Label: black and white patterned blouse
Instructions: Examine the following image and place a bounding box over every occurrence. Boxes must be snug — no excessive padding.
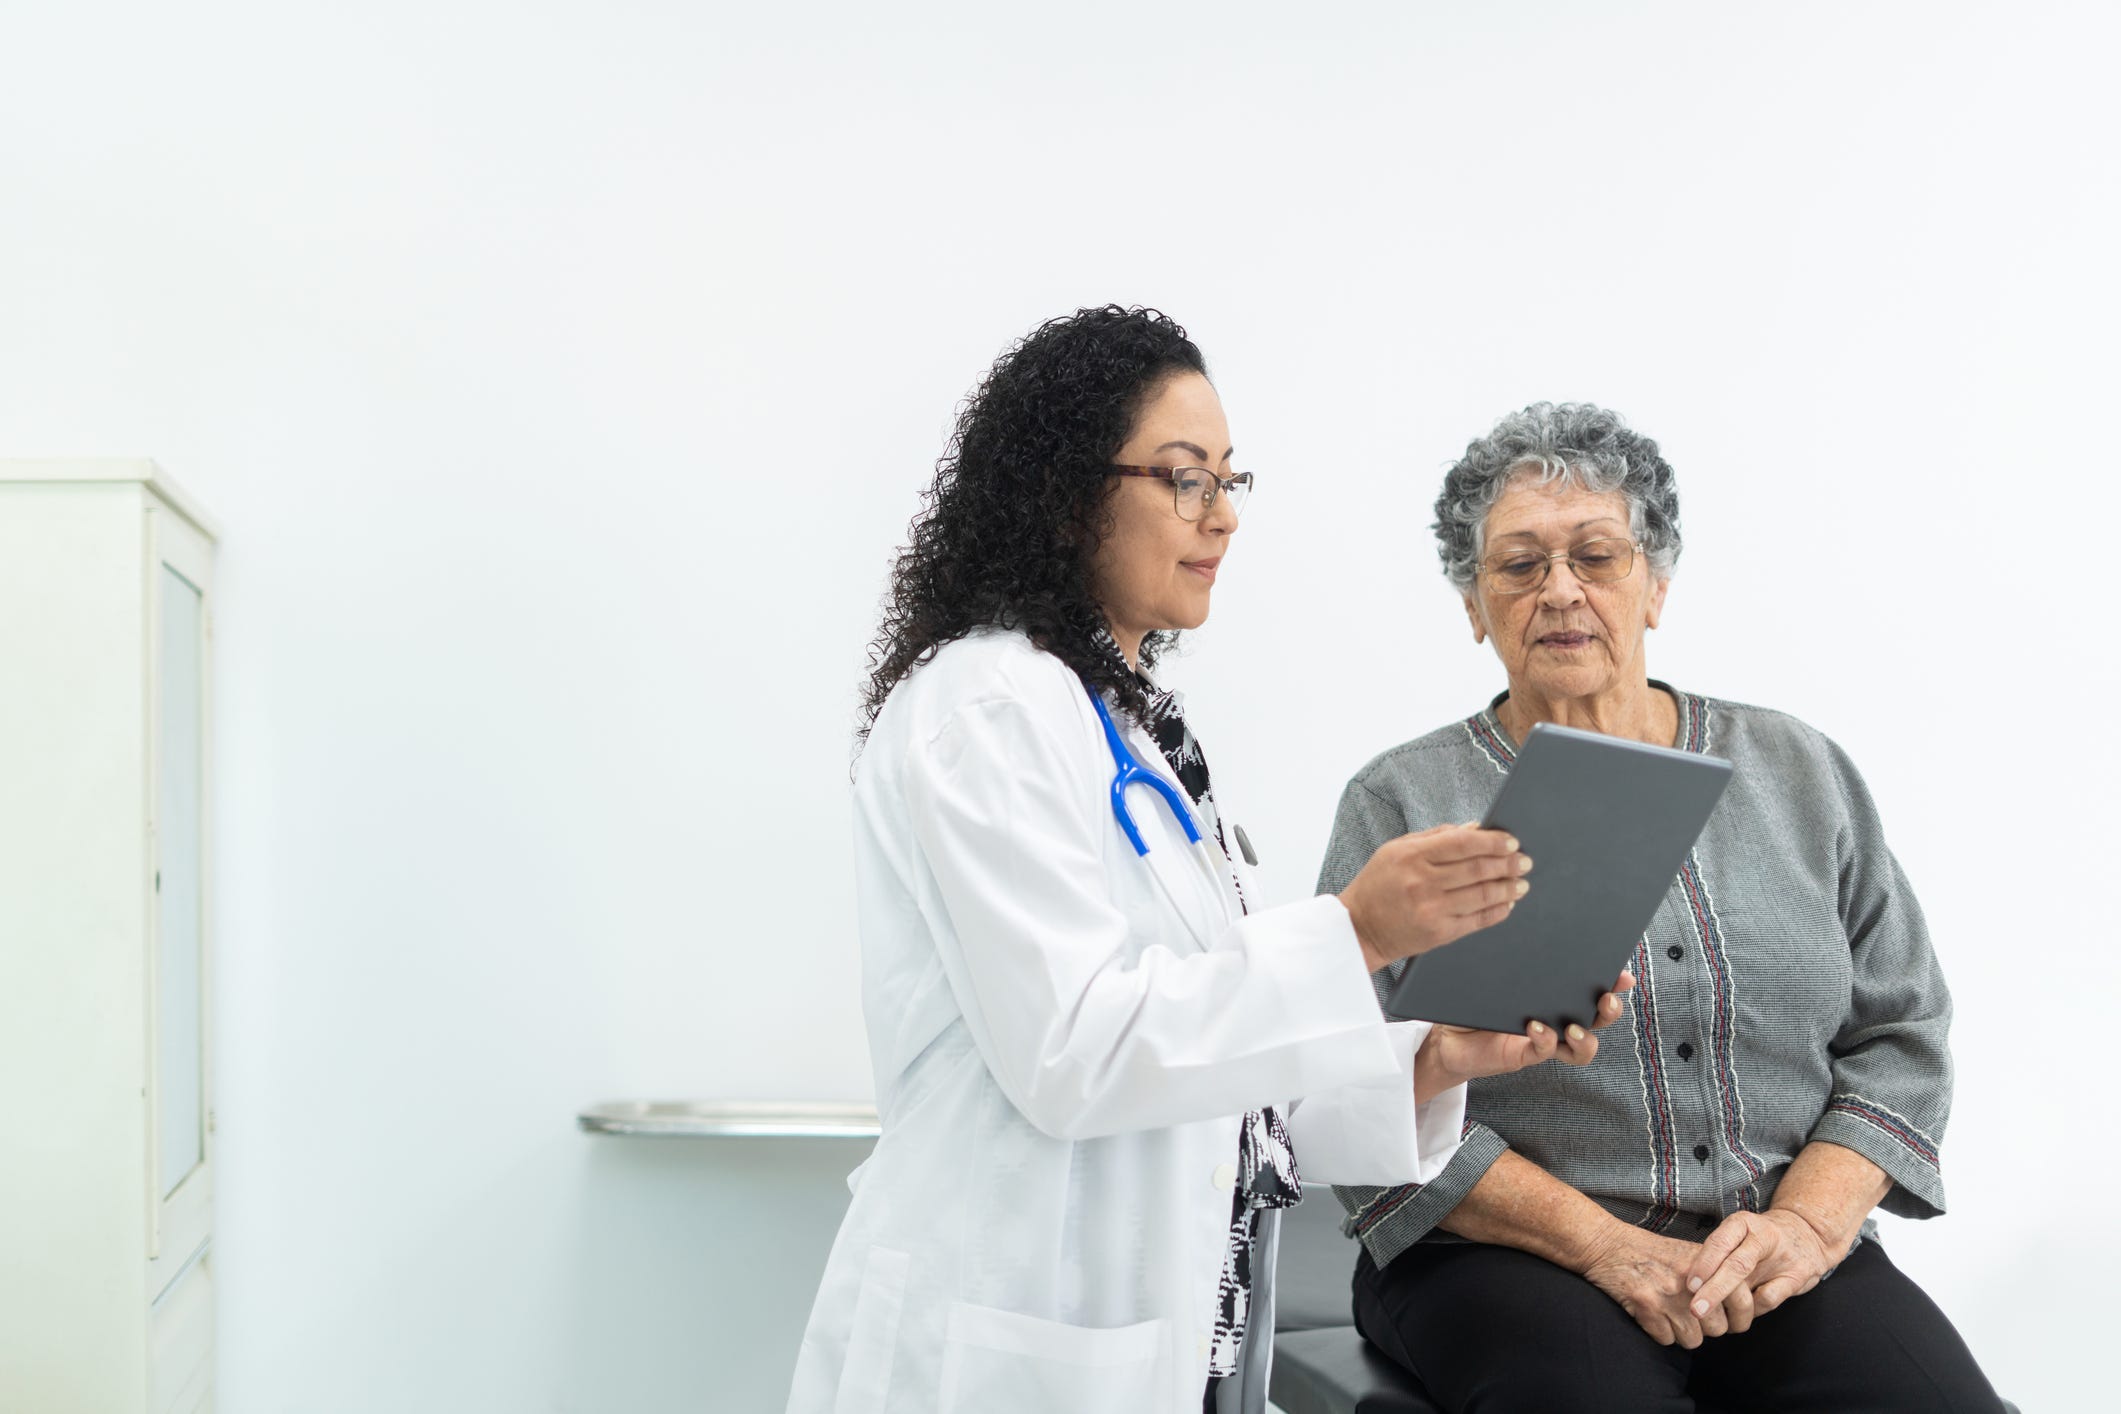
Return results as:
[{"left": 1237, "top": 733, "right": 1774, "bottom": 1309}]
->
[{"left": 1093, "top": 634, "right": 1300, "bottom": 1380}]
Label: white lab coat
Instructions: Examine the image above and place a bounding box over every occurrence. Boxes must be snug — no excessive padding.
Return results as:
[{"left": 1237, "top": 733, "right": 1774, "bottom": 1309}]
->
[{"left": 786, "top": 629, "right": 1464, "bottom": 1414}]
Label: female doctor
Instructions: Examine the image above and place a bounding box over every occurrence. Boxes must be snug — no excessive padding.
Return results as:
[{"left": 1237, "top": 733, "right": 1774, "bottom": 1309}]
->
[{"left": 787, "top": 306, "right": 1632, "bottom": 1414}]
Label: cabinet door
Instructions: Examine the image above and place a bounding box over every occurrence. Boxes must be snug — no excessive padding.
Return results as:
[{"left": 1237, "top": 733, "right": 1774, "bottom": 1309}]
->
[{"left": 146, "top": 505, "right": 214, "bottom": 1296}]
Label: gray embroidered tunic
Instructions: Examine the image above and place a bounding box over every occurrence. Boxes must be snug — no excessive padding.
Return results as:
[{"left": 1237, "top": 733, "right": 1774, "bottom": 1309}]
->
[{"left": 1319, "top": 687, "right": 1954, "bottom": 1268}]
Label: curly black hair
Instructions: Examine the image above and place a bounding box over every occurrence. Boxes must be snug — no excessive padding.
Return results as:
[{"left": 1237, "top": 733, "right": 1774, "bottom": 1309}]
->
[{"left": 858, "top": 305, "right": 1208, "bottom": 744}]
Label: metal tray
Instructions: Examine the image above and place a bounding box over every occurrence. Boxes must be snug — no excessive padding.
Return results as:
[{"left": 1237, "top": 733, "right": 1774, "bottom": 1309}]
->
[{"left": 576, "top": 1100, "right": 880, "bottom": 1139}]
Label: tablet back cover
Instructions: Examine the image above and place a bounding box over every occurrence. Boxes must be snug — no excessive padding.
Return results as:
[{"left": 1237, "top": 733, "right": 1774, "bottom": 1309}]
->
[{"left": 1385, "top": 722, "right": 1732, "bottom": 1032}]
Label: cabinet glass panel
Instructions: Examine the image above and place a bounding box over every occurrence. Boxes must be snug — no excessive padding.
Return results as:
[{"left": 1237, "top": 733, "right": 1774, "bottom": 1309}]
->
[{"left": 157, "top": 566, "right": 205, "bottom": 1199}]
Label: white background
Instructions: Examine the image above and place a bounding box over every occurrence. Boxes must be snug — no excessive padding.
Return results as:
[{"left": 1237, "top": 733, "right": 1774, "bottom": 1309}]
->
[{"left": 3, "top": 2, "right": 2115, "bottom": 1409}]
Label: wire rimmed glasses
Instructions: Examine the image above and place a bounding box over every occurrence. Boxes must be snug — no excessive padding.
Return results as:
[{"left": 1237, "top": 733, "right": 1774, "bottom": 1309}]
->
[
  {"left": 1108, "top": 465, "right": 1253, "bottom": 522},
  {"left": 1479, "top": 538, "right": 1640, "bottom": 596}
]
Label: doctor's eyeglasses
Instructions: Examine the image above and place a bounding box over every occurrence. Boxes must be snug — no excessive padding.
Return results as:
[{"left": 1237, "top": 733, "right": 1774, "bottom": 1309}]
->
[
  {"left": 1478, "top": 538, "right": 1641, "bottom": 596},
  {"left": 1107, "top": 465, "right": 1254, "bottom": 522}
]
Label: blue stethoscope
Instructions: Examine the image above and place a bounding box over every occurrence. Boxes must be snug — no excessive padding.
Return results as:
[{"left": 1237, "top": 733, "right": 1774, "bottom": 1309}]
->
[
  {"left": 1086, "top": 683, "right": 1259, "bottom": 946},
  {"left": 1086, "top": 685, "right": 1203, "bottom": 857}
]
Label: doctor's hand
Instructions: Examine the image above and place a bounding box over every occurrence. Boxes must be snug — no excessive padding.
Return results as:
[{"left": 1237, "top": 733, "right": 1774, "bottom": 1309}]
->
[
  {"left": 1339, "top": 824, "right": 1533, "bottom": 972},
  {"left": 1413, "top": 972, "right": 1635, "bottom": 1101}
]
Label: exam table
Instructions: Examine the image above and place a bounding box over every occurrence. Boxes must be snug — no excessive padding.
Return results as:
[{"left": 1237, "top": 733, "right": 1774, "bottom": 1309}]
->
[
  {"left": 1269, "top": 1194, "right": 1439, "bottom": 1414},
  {"left": 577, "top": 1104, "right": 2013, "bottom": 1414}
]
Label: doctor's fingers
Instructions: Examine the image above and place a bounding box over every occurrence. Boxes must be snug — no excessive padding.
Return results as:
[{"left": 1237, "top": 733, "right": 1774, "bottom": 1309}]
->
[
  {"left": 1438, "top": 874, "right": 1529, "bottom": 918},
  {"left": 1513, "top": 1023, "right": 1559, "bottom": 1066},
  {"left": 1554, "top": 1024, "right": 1600, "bottom": 1066},
  {"left": 1432, "top": 896, "right": 1516, "bottom": 945},
  {"left": 1586, "top": 983, "right": 1633, "bottom": 1031},
  {"left": 1421, "top": 851, "right": 1532, "bottom": 891},
  {"left": 1414, "top": 824, "right": 1522, "bottom": 861}
]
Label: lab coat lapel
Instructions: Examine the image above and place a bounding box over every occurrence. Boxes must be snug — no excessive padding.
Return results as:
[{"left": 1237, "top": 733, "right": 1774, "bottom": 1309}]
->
[{"left": 1116, "top": 717, "right": 1242, "bottom": 944}]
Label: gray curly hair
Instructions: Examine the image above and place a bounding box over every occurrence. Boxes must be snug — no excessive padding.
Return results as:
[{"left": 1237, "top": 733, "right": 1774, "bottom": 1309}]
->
[{"left": 1433, "top": 402, "right": 1682, "bottom": 593}]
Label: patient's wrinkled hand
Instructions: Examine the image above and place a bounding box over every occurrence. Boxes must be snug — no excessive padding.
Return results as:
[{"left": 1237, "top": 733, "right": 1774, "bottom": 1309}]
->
[
  {"left": 1684, "top": 1209, "right": 1836, "bottom": 1332},
  {"left": 1581, "top": 1224, "right": 1720, "bottom": 1347}
]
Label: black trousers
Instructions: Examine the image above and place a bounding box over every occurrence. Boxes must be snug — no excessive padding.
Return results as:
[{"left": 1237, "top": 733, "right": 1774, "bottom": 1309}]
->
[{"left": 1352, "top": 1239, "right": 2005, "bottom": 1414}]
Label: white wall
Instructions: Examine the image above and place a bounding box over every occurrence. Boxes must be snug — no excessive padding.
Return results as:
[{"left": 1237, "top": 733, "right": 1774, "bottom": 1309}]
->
[{"left": 2, "top": 2, "right": 2113, "bottom": 1409}]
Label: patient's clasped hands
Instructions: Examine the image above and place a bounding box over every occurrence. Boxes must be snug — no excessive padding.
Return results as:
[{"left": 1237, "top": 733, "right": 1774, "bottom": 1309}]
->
[
  {"left": 1579, "top": 1206, "right": 1843, "bottom": 1348},
  {"left": 1685, "top": 1208, "right": 1843, "bottom": 1331}
]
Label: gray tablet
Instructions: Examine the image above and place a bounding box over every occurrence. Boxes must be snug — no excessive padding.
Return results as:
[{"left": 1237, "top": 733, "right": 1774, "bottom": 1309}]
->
[{"left": 1384, "top": 721, "right": 1733, "bottom": 1033}]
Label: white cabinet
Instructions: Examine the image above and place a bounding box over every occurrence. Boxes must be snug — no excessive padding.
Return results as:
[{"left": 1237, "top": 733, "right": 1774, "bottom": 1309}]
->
[{"left": 1, "top": 461, "right": 219, "bottom": 1414}]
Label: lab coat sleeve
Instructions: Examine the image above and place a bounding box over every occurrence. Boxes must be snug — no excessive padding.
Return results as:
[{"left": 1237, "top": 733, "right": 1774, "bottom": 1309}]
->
[
  {"left": 1282, "top": 1021, "right": 1466, "bottom": 1185},
  {"left": 903, "top": 694, "right": 1404, "bottom": 1143}
]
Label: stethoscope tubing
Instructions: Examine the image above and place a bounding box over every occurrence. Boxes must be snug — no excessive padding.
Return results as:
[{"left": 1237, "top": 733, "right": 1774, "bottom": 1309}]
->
[
  {"left": 1087, "top": 685, "right": 1203, "bottom": 855},
  {"left": 1085, "top": 684, "right": 1236, "bottom": 951}
]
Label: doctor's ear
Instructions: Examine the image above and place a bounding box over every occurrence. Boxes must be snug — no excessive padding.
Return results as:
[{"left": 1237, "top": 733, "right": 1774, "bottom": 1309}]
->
[{"left": 1462, "top": 593, "right": 1487, "bottom": 645}]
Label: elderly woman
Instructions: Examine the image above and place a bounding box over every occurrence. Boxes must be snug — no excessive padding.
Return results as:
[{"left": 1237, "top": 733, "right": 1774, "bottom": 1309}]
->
[{"left": 1319, "top": 403, "right": 2005, "bottom": 1412}]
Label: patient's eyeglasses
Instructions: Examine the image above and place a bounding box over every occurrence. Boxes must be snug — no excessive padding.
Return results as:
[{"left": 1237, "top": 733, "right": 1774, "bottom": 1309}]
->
[
  {"left": 1479, "top": 538, "right": 1640, "bottom": 596},
  {"left": 1107, "top": 466, "right": 1254, "bottom": 522}
]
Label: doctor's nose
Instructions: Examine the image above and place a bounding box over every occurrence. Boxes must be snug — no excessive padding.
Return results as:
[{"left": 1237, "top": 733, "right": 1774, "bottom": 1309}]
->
[{"left": 1199, "top": 483, "right": 1240, "bottom": 535}]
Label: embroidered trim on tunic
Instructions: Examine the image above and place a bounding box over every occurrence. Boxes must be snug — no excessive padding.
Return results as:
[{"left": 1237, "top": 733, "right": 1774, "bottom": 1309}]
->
[
  {"left": 1825, "top": 1093, "right": 1941, "bottom": 1167},
  {"left": 1679, "top": 855, "right": 1769, "bottom": 1207}
]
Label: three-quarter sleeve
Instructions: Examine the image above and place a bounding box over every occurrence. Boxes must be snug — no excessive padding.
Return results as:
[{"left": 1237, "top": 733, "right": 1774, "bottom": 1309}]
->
[{"left": 1804, "top": 738, "right": 1954, "bottom": 1219}]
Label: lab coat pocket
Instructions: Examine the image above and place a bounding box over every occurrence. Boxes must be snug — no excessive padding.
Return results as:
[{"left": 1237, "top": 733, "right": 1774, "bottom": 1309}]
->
[
  {"left": 938, "top": 1301, "right": 1168, "bottom": 1414},
  {"left": 833, "top": 1245, "right": 912, "bottom": 1414}
]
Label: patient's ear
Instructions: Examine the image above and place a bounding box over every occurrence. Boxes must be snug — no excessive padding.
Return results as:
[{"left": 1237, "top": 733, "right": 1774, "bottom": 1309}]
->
[
  {"left": 1646, "top": 576, "right": 1669, "bottom": 630},
  {"left": 1463, "top": 592, "right": 1486, "bottom": 644}
]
